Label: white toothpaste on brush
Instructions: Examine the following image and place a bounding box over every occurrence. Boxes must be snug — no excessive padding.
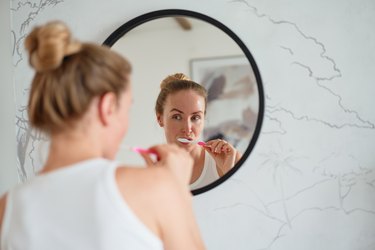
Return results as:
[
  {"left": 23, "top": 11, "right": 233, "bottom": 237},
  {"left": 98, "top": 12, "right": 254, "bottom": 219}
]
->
[{"left": 177, "top": 138, "right": 206, "bottom": 146}]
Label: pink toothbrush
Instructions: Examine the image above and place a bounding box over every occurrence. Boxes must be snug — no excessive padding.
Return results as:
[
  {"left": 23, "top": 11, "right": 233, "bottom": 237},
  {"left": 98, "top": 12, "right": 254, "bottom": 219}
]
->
[{"left": 122, "top": 146, "right": 158, "bottom": 156}]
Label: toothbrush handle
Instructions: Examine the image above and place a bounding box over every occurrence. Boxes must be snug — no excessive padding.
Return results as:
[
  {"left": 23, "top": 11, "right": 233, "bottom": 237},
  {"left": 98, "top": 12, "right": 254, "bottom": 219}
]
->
[{"left": 132, "top": 147, "right": 158, "bottom": 156}]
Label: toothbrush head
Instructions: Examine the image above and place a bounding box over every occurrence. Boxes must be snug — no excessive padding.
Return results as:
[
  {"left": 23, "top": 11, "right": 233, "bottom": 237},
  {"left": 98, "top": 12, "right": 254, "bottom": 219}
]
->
[
  {"left": 177, "top": 138, "right": 206, "bottom": 146},
  {"left": 177, "top": 138, "right": 192, "bottom": 143}
]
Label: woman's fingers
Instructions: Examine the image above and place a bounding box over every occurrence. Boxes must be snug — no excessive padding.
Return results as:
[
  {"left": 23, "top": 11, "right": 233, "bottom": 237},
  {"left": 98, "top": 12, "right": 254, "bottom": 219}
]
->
[
  {"left": 139, "top": 151, "right": 155, "bottom": 166},
  {"left": 148, "top": 144, "right": 180, "bottom": 161},
  {"left": 147, "top": 144, "right": 193, "bottom": 187},
  {"left": 221, "top": 142, "right": 231, "bottom": 153},
  {"left": 205, "top": 139, "right": 232, "bottom": 154}
]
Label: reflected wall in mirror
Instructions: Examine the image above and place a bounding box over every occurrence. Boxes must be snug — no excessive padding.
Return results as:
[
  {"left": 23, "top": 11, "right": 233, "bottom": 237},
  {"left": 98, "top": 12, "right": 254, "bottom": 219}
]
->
[{"left": 104, "top": 10, "right": 264, "bottom": 194}]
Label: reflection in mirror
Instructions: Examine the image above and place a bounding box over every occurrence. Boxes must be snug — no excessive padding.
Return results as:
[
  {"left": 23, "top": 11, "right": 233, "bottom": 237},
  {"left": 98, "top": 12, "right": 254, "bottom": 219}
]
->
[
  {"left": 108, "top": 14, "right": 262, "bottom": 193},
  {"left": 155, "top": 72, "right": 244, "bottom": 190}
]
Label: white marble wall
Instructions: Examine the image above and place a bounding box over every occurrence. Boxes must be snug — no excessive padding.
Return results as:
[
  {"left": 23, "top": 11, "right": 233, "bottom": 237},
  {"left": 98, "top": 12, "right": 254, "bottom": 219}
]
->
[
  {"left": 0, "top": 0, "right": 18, "bottom": 195},
  {"left": 9, "top": 0, "right": 375, "bottom": 249}
]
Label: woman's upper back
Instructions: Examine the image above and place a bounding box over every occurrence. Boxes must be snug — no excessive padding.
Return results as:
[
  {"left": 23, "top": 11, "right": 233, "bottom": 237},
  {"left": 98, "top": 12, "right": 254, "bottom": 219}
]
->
[{"left": 0, "top": 158, "right": 163, "bottom": 250}]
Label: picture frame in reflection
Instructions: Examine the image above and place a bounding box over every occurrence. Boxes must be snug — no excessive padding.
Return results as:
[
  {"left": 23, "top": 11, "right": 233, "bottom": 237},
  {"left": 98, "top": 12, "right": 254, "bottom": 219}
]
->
[{"left": 190, "top": 55, "right": 259, "bottom": 155}]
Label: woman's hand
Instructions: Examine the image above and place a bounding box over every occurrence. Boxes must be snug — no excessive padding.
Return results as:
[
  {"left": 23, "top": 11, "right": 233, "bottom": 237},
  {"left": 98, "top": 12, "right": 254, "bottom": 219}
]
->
[
  {"left": 140, "top": 144, "right": 194, "bottom": 187},
  {"left": 203, "top": 139, "right": 240, "bottom": 176}
]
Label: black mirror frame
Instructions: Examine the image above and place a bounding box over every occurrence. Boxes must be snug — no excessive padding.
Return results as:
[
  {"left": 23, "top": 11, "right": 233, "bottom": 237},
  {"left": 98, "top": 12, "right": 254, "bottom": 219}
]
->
[{"left": 103, "top": 9, "right": 264, "bottom": 196}]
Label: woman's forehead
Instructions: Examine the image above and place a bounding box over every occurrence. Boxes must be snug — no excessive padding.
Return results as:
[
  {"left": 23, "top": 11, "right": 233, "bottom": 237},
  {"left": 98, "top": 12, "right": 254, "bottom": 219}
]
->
[{"left": 166, "top": 90, "right": 205, "bottom": 112}]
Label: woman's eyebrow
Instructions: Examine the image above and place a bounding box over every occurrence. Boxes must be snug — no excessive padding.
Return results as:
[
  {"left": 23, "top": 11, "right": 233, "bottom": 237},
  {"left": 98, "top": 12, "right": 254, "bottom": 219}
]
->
[
  {"left": 169, "top": 108, "right": 184, "bottom": 113},
  {"left": 169, "top": 109, "right": 203, "bottom": 114}
]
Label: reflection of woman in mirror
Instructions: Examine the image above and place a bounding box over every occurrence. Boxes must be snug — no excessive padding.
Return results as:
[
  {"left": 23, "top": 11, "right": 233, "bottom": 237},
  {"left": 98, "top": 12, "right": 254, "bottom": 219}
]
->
[
  {"left": 0, "top": 21, "right": 205, "bottom": 249},
  {"left": 155, "top": 73, "right": 241, "bottom": 189}
]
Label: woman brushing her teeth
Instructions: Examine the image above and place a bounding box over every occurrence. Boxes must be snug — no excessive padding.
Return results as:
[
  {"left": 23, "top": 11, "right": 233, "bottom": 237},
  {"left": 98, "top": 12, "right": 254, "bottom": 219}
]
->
[{"left": 155, "top": 73, "right": 241, "bottom": 189}]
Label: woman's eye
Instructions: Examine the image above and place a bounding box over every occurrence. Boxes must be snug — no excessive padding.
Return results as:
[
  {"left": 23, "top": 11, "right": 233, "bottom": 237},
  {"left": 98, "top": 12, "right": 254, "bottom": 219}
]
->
[
  {"left": 192, "top": 115, "right": 201, "bottom": 122},
  {"left": 172, "top": 114, "right": 182, "bottom": 120}
]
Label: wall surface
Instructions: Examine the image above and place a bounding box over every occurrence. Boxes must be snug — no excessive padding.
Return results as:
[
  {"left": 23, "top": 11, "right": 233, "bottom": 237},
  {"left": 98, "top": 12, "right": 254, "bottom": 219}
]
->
[
  {"left": 6, "top": 0, "right": 375, "bottom": 249},
  {"left": 0, "top": 0, "right": 18, "bottom": 195}
]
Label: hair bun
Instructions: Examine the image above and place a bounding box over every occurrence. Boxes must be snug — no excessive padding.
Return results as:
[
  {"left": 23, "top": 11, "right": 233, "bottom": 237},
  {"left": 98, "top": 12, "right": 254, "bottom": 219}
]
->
[
  {"left": 25, "top": 21, "right": 82, "bottom": 72},
  {"left": 160, "top": 73, "right": 190, "bottom": 89}
]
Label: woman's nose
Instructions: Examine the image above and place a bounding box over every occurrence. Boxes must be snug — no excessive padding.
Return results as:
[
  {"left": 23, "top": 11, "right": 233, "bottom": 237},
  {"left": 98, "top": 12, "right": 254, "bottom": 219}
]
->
[{"left": 181, "top": 120, "right": 192, "bottom": 134}]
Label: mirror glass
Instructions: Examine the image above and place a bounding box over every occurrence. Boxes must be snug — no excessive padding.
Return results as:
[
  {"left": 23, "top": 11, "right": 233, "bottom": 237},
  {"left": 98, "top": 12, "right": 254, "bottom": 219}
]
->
[{"left": 105, "top": 11, "right": 263, "bottom": 194}]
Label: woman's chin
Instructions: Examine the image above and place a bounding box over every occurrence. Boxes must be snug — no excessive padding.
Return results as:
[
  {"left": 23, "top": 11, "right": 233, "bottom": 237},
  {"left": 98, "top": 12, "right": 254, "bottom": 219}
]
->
[
  {"left": 176, "top": 141, "right": 191, "bottom": 149},
  {"left": 181, "top": 143, "right": 199, "bottom": 153}
]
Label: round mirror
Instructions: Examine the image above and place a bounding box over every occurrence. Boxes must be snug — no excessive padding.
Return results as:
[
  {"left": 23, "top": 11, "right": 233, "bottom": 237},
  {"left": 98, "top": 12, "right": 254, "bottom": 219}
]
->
[{"left": 103, "top": 9, "right": 264, "bottom": 195}]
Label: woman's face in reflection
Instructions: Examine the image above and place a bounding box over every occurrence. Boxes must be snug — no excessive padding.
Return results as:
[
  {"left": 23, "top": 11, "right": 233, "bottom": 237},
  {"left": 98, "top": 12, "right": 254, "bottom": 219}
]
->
[{"left": 158, "top": 90, "right": 205, "bottom": 151}]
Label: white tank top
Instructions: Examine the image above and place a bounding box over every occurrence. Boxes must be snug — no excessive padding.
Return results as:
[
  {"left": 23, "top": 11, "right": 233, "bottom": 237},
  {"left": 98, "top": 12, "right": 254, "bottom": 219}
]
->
[
  {"left": 190, "top": 152, "right": 220, "bottom": 190},
  {"left": 0, "top": 158, "right": 163, "bottom": 250}
]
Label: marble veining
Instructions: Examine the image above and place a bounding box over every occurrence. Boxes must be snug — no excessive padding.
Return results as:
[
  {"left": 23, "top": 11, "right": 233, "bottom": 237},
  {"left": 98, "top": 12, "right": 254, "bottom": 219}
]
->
[
  {"left": 11, "top": 0, "right": 64, "bottom": 66},
  {"left": 231, "top": 0, "right": 374, "bottom": 132},
  {"left": 11, "top": 0, "right": 64, "bottom": 180}
]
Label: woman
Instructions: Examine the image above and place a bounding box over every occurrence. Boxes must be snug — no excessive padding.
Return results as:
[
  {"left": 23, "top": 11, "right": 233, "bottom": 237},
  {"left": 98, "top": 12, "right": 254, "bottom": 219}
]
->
[
  {"left": 0, "top": 21, "right": 205, "bottom": 250},
  {"left": 155, "top": 73, "right": 241, "bottom": 190}
]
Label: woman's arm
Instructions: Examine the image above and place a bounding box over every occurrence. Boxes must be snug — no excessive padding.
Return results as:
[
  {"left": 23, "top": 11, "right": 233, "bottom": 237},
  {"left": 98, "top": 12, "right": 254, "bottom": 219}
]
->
[
  {"left": 140, "top": 144, "right": 194, "bottom": 190},
  {"left": 116, "top": 167, "right": 205, "bottom": 250},
  {"left": 154, "top": 168, "right": 206, "bottom": 250},
  {"left": 116, "top": 144, "right": 205, "bottom": 250}
]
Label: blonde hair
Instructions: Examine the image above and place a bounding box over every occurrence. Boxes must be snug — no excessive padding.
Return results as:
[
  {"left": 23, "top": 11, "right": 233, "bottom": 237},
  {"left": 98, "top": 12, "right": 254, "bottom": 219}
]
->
[
  {"left": 25, "top": 21, "right": 131, "bottom": 133},
  {"left": 155, "top": 73, "right": 207, "bottom": 115}
]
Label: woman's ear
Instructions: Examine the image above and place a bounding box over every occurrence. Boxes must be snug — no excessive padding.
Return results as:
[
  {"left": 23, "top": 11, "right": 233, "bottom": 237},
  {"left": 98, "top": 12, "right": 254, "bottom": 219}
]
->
[
  {"left": 98, "top": 92, "right": 117, "bottom": 126},
  {"left": 156, "top": 113, "right": 164, "bottom": 127}
]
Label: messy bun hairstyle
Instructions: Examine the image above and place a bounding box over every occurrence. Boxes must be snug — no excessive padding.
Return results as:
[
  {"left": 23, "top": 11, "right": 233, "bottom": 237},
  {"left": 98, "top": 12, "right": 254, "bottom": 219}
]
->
[
  {"left": 155, "top": 73, "right": 207, "bottom": 115},
  {"left": 25, "top": 21, "right": 131, "bottom": 133}
]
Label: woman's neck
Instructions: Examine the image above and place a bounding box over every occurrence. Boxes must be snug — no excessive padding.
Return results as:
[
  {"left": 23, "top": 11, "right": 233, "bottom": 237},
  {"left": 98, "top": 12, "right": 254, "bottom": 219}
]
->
[
  {"left": 189, "top": 146, "right": 205, "bottom": 184},
  {"left": 188, "top": 145, "right": 203, "bottom": 161},
  {"left": 41, "top": 131, "right": 103, "bottom": 174}
]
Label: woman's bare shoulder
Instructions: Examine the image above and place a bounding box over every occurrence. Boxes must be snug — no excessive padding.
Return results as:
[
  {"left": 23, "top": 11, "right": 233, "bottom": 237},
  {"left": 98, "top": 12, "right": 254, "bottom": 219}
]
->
[
  {"left": 114, "top": 166, "right": 185, "bottom": 237},
  {"left": 115, "top": 166, "right": 181, "bottom": 198},
  {"left": 116, "top": 166, "right": 205, "bottom": 249},
  {"left": 115, "top": 165, "right": 192, "bottom": 218}
]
